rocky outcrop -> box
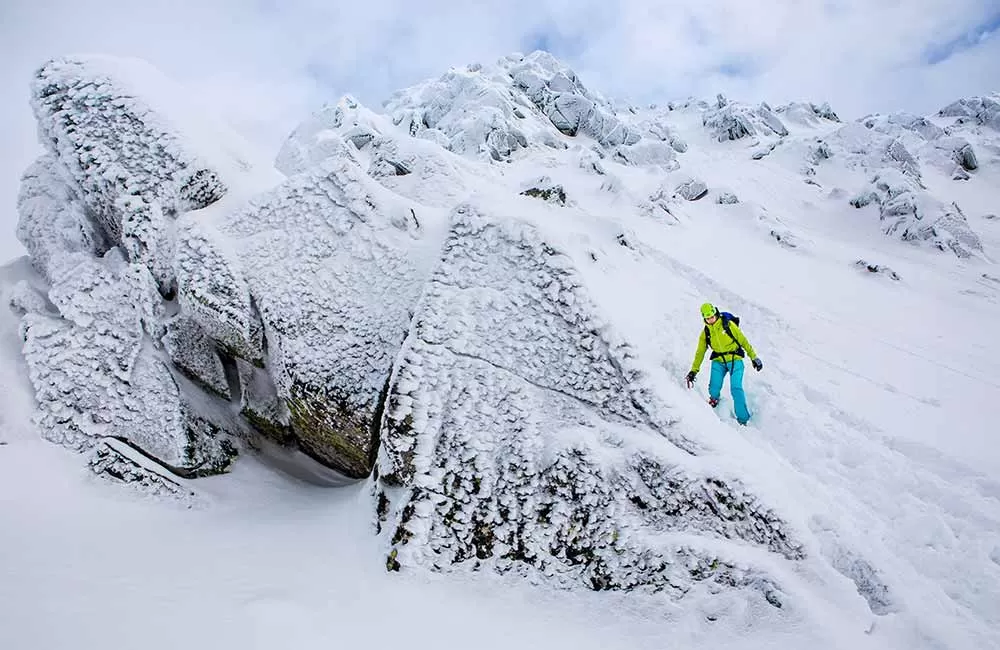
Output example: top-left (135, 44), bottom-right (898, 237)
top-left (850, 169), bottom-right (983, 257)
top-left (375, 206), bottom-right (801, 604)
top-left (703, 95), bottom-right (789, 142)
top-left (194, 158), bottom-right (431, 478)
top-left (30, 57), bottom-right (229, 292)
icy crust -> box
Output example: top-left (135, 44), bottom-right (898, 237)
top-left (30, 57), bottom-right (227, 291)
top-left (17, 253), bottom-right (235, 476)
top-left (16, 155), bottom-right (108, 283)
top-left (850, 168), bottom-right (983, 257)
top-left (208, 158), bottom-right (429, 477)
top-left (702, 95), bottom-right (789, 142)
top-left (376, 208), bottom-right (801, 603)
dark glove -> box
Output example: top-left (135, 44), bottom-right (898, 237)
top-left (685, 370), bottom-right (697, 387)
top-left (752, 358), bottom-right (763, 372)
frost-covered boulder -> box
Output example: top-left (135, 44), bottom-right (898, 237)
top-left (29, 57), bottom-right (231, 292)
top-left (519, 176), bottom-right (567, 205)
top-left (384, 51), bottom-right (658, 165)
top-left (275, 95), bottom-right (378, 176)
top-left (16, 251), bottom-right (236, 476)
top-left (850, 169), bottom-right (983, 257)
top-left (703, 95), bottom-right (789, 142)
top-left (198, 158), bottom-right (432, 478)
top-left (827, 122), bottom-right (924, 181)
top-left (715, 191), bottom-right (740, 204)
top-left (675, 178), bottom-right (708, 201)
top-left (376, 206), bottom-right (802, 604)
top-left (506, 51), bottom-right (640, 147)
top-left (278, 95), bottom-right (480, 208)
top-left (385, 62), bottom-right (538, 162)
top-left (775, 102), bottom-right (841, 127)
top-left (938, 95), bottom-right (1000, 130)
top-left (862, 113), bottom-right (945, 142)
top-left (16, 156), bottom-right (108, 283)
top-left (162, 315), bottom-right (231, 399)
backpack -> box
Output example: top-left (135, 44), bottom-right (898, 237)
top-left (704, 312), bottom-right (744, 359)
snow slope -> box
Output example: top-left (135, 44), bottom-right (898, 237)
top-left (2, 52), bottom-right (999, 650)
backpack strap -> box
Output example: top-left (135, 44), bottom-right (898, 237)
top-left (707, 314), bottom-right (745, 360)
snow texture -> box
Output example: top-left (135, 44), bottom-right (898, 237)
top-left (376, 206), bottom-right (799, 604)
top-left (30, 57), bottom-right (229, 292)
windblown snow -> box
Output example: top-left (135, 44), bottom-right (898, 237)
top-left (2, 51), bottom-right (998, 650)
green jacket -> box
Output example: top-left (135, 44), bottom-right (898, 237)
top-left (690, 319), bottom-right (758, 371)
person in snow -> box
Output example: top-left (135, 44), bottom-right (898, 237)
top-left (685, 302), bottom-right (763, 425)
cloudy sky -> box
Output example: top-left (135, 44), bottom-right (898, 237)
top-left (2, 0), bottom-right (999, 261)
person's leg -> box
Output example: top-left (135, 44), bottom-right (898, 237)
top-left (729, 360), bottom-right (750, 423)
top-left (708, 361), bottom-right (727, 405)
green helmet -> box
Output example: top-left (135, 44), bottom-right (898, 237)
top-left (700, 302), bottom-right (718, 319)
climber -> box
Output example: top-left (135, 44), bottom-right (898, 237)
top-left (685, 302), bottom-right (763, 425)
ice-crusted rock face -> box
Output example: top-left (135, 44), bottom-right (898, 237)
top-left (30, 57), bottom-right (232, 292)
top-left (703, 95), bottom-right (789, 142)
top-left (776, 101), bottom-right (841, 127)
top-left (188, 158), bottom-right (433, 477)
top-left (375, 206), bottom-right (802, 603)
top-left (275, 95), bottom-right (480, 208)
top-left (938, 94), bottom-right (1000, 130)
top-left (382, 51), bottom-right (675, 169)
top-left (850, 168), bottom-right (983, 257)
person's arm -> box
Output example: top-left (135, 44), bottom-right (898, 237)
top-left (730, 323), bottom-right (757, 360)
top-left (690, 329), bottom-right (708, 372)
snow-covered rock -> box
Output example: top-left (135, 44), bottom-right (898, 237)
top-left (520, 176), bottom-right (567, 205)
top-left (703, 95), bottom-right (789, 142)
top-left (376, 206), bottom-right (800, 603)
top-left (775, 101), bottom-right (841, 127)
top-left (30, 57), bottom-right (230, 292)
top-left (17, 250), bottom-right (237, 476)
top-left (382, 51), bottom-right (682, 168)
top-left (850, 168), bottom-right (983, 257)
top-left (201, 157), bottom-right (433, 477)
top-left (675, 178), bottom-right (709, 201)
top-left (277, 95), bottom-right (479, 208)
top-left (16, 156), bottom-right (108, 284)
top-left (937, 95), bottom-right (1000, 130)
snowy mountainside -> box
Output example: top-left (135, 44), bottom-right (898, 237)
top-left (3, 51), bottom-right (1000, 650)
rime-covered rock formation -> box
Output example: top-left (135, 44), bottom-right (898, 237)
top-left (702, 94), bottom-right (789, 142)
top-left (849, 169), bottom-right (983, 258)
top-left (184, 158), bottom-right (433, 478)
top-left (375, 206), bottom-right (799, 603)
top-left (382, 51), bottom-right (677, 169)
top-left (30, 57), bottom-right (230, 292)
top-left (9, 51), bottom-right (998, 637)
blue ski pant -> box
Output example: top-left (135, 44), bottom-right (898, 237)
top-left (709, 359), bottom-right (750, 424)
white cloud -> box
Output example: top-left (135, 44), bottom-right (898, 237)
top-left (1, 0), bottom-right (997, 261)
